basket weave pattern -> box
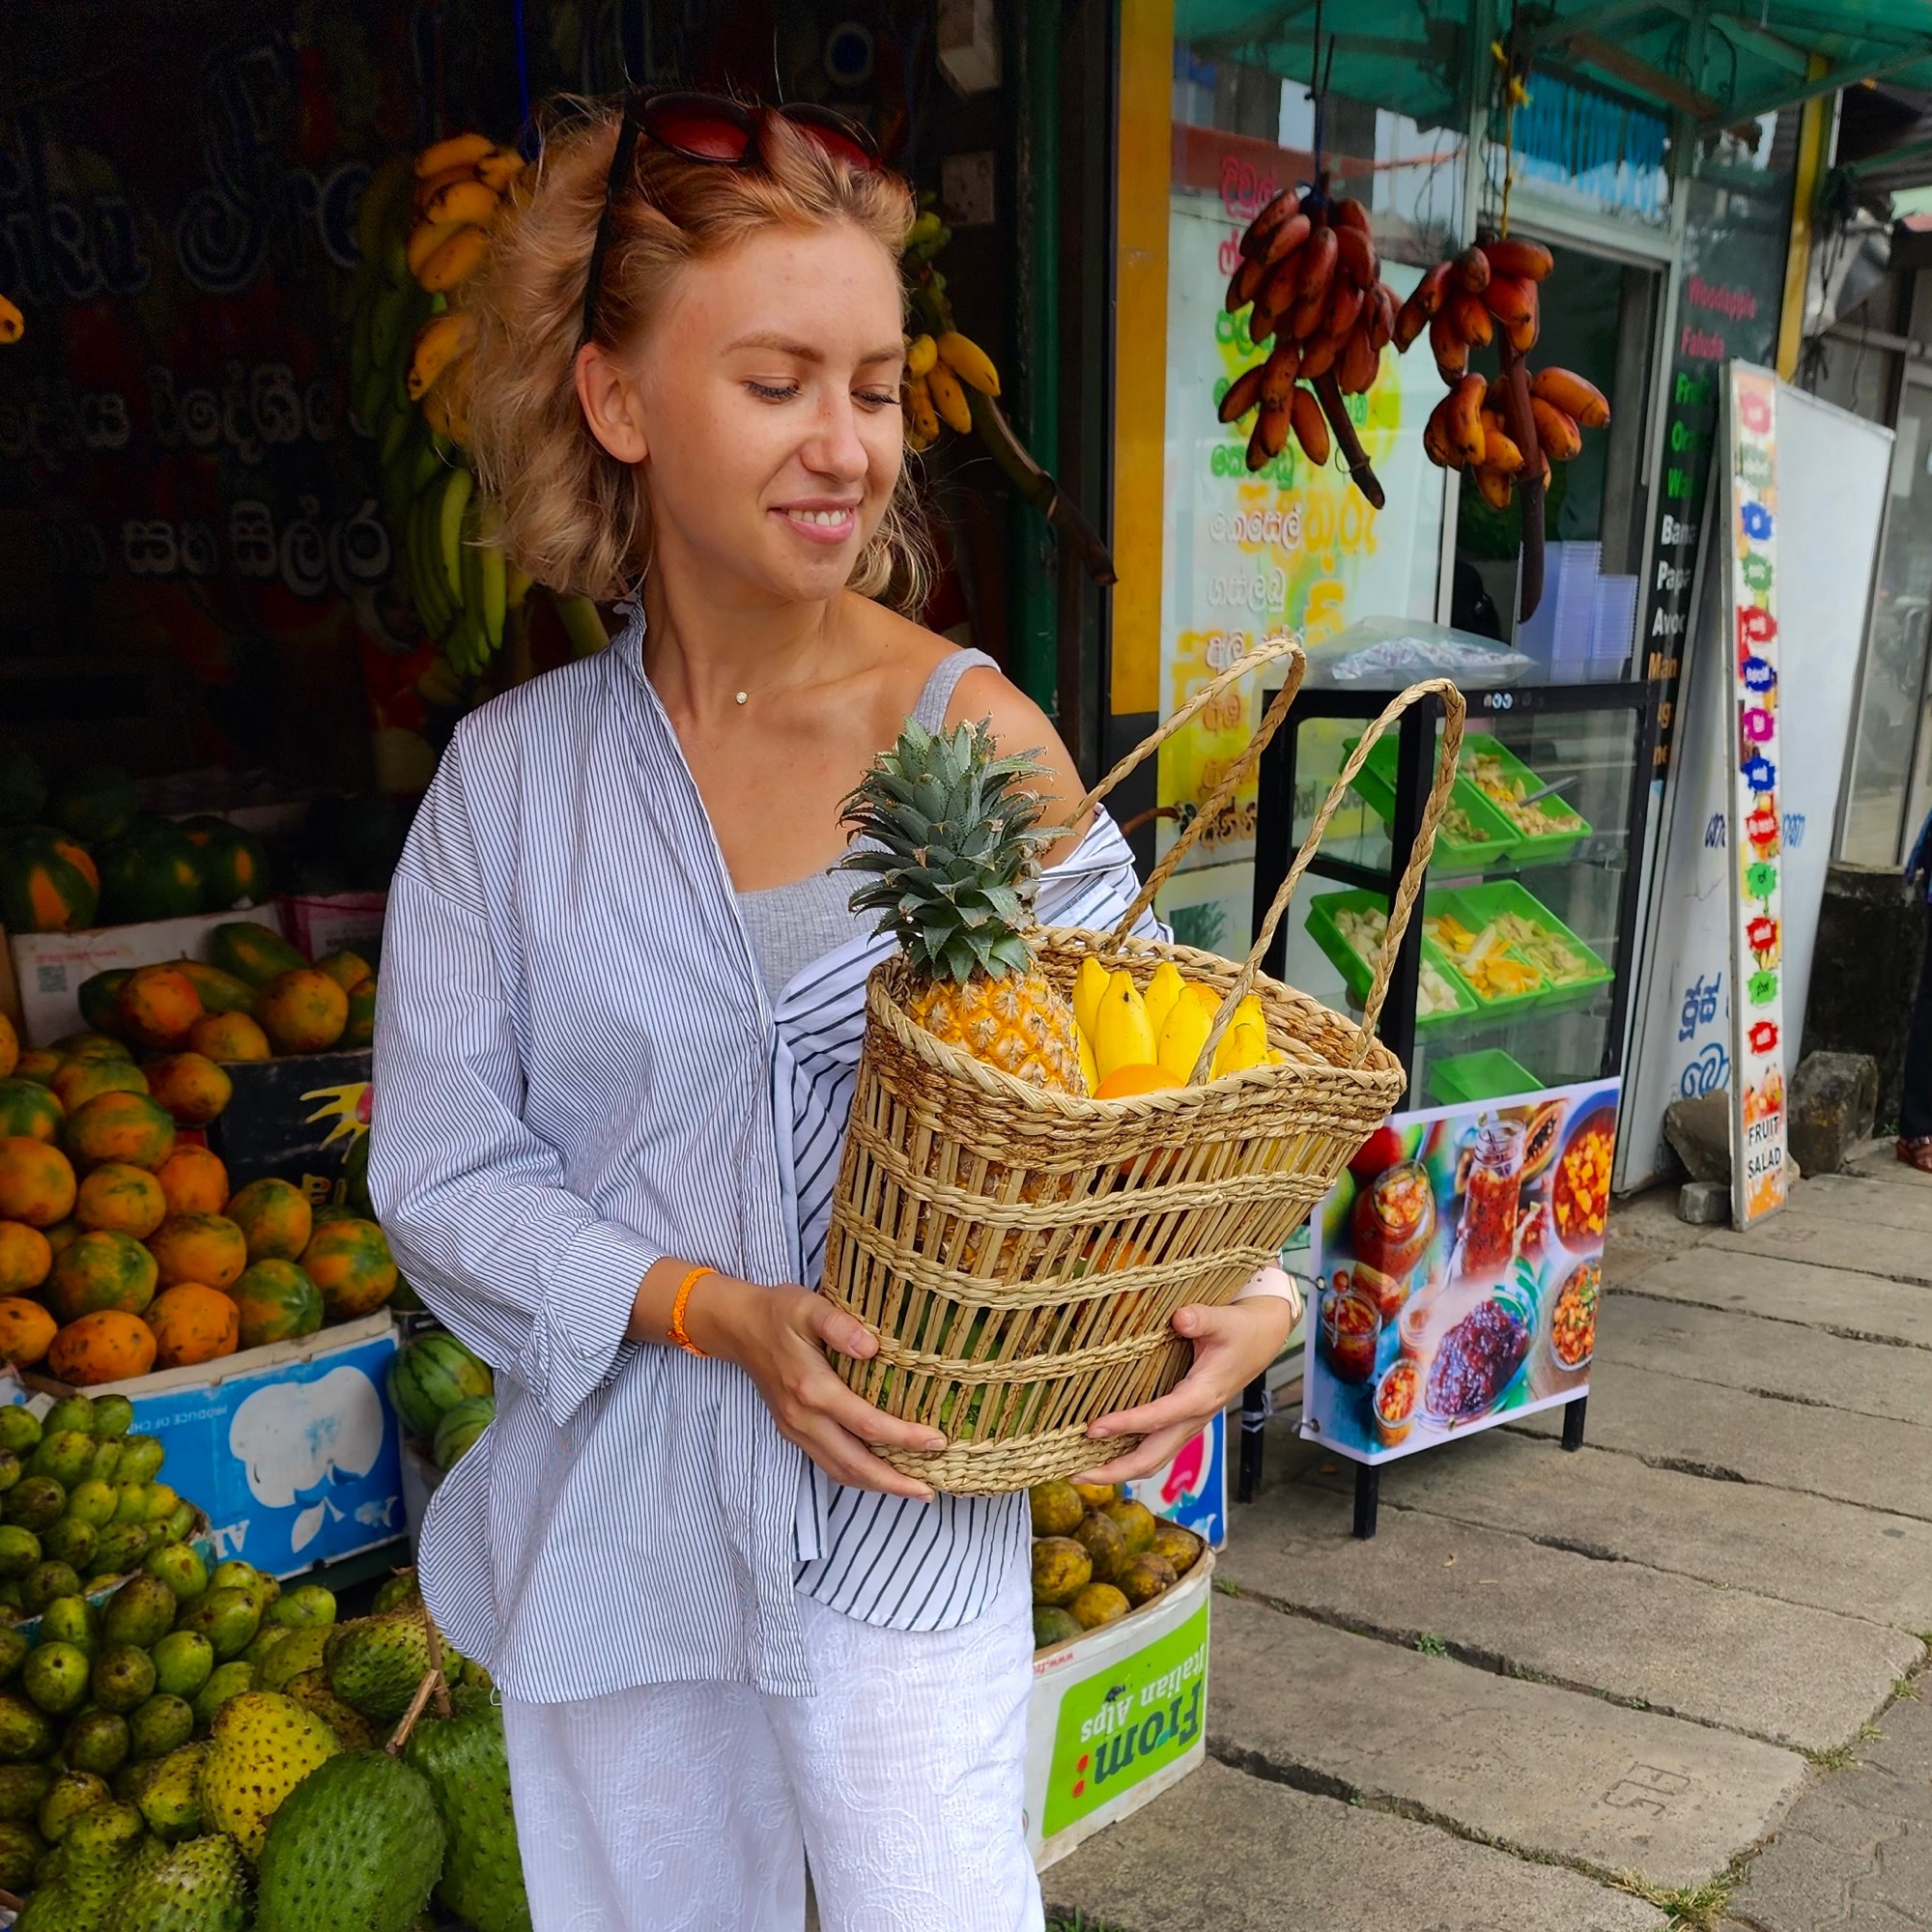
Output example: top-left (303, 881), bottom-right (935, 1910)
top-left (820, 648), bottom-right (1465, 1492)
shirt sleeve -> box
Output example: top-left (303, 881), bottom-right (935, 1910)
top-left (368, 738), bottom-right (656, 1427)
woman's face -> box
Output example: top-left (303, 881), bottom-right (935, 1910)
top-left (613, 220), bottom-right (905, 609)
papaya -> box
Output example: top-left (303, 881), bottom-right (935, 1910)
top-left (186, 1012), bottom-right (271, 1063)
top-left (229, 1261), bottom-right (323, 1349)
top-left (43, 763), bottom-right (136, 845)
top-left (0, 826), bottom-right (99, 934)
top-left (0, 1138), bottom-right (77, 1228)
top-left (146, 1215), bottom-right (246, 1293)
top-left (0, 1298), bottom-right (55, 1367)
top-left (225, 1179), bottom-right (311, 1263)
top-left (75, 970), bottom-right (132, 1037)
top-left (48, 1057), bottom-right (148, 1117)
top-left (43, 1218), bottom-right (80, 1258)
top-left (0, 1224), bottom-right (51, 1295)
top-left (46, 1231), bottom-right (157, 1323)
top-left (145, 1284), bottom-right (240, 1369)
top-left (72, 1164), bottom-right (167, 1241)
top-left (297, 1218), bottom-right (397, 1320)
top-left (252, 971), bottom-right (349, 1056)
top-left (178, 817), bottom-right (268, 911)
top-left (314, 951), bottom-right (372, 992)
top-left (153, 1148), bottom-right (228, 1217)
top-left (96, 818), bottom-right (203, 925)
top-left (47, 1312), bottom-right (156, 1387)
top-left (12, 1052), bottom-right (58, 1086)
top-left (62, 1093), bottom-right (175, 1174)
top-left (114, 966), bottom-right (203, 1053)
top-left (53, 1033), bottom-right (130, 1063)
top-left (143, 1054), bottom-right (231, 1128)
top-left (206, 922), bottom-right (307, 989)
top-left (340, 978), bottom-right (377, 1051)
top-left (0, 1082), bottom-right (63, 1145)
top-left (172, 961), bottom-right (255, 1016)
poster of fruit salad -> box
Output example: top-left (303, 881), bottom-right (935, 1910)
top-left (1300, 1080), bottom-right (1618, 1464)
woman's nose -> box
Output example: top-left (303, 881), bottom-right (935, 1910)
top-left (802, 393), bottom-right (870, 482)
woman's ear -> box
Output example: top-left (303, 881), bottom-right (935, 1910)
top-left (575, 343), bottom-right (649, 465)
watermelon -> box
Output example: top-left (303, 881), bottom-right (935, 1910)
top-left (180, 816), bottom-right (270, 910)
top-left (44, 761), bottom-right (137, 844)
top-left (0, 751), bottom-right (46, 826)
top-left (387, 1331), bottom-right (493, 1439)
top-left (97, 817), bottom-right (203, 924)
top-left (433, 1394), bottom-right (495, 1470)
top-left (208, 921), bottom-right (308, 988)
top-left (0, 824), bottom-right (100, 932)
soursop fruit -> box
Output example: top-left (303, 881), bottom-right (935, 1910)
top-left (198, 1690), bottom-right (339, 1858)
top-left (113, 1830), bottom-right (249, 1932)
top-left (260, 1624), bottom-right (330, 1692)
top-left (255, 1749), bottom-right (443, 1932)
top-left (403, 1687), bottom-right (531, 1932)
top-left (323, 1607), bottom-right (441, 1723)
top-left (56, 1796), bottom-right (148, 1930)
top-left (284, 1669), bottom-right (379, 1750)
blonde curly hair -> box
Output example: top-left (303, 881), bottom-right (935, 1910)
top-left (463, 98), bottom-right (931, 610)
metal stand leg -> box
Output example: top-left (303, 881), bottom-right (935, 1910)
top-left (1351, 1463), bottom-right (1379, 1539)
top-left (1562, 1395), bottom-right (1587, 1451)
top-left (1236, 1375), bottom-right (1267, 1503)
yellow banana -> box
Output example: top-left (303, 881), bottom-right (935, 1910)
top-left (905, 375), bottom-right (940, 444)
top-left (936, 330), bottom-right (1001, 395)
top-left (417, 225), bottom-right (490, 293)
top-left (1210, 1018), bottom-right (1268, 1079)
top-left (905, 333), bottom-right (939, 378)
top-left (1072, 956), bottom-right (1110, 1041)
top-left (1093, 971), bottom-right (1155, 1080)
top-left (414, 132), bottom-right (496, 179)
top-left (423, 177), bottom-right (500, 229)
top-left (1143, 962), bottom-right (1186, 1039)
top-left (1078, 1029), bottom-right (1098, 1096)
top-left (475, 147), bottom-right (526, 191)
top-left (1155, 994), bottom-right (1212, 1083)
top-left (924, 358), bottom-right (973, 434)
top-left (407, 217), bottom-right (465, 280)
top-left (413, 162), bottom-right (481, 215)
top-left (406, 310), bottom-right (477, 401)
top-left (0, 295), bottom-right (20, 345)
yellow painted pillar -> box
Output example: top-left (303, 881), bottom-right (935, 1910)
top-left (1776, 55), bottom-right (1833, 383)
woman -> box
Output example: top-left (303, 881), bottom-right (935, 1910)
top-left (370, 94), bottom-right (1297, 1932)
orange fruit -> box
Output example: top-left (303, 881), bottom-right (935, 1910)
top-left (0, 1136), bottom-right (78, 1228)
top-left (62, 1091), bottom-right (176, 1173)
top-left (47, 1309), bottom-right (156, 1385)
top-left (253, 970), bottom-right (349, 1056)
top-left (187, 1011), bottom-right (271, 1063)
top-left (145, 1282), bottom-right (241, 1368)
top-left (0, 1222), bottom-right (52, 1295)
top-left (155, 1145), bottom-right (229, 1216)
top-left (48, 1055), bottom-right (148, 1116)
top-left (226, 1178), bottom-right (312, 1263)
top-left (147, 1212), bottom-right (247, 1292)
top-left (73, 1162), bottom-right (168, 1240)
top-left (1093, 1062), bottom-right (1186, 1100)
top-left (115, 964), bottom-right (205, 1051)
top-left (0, 1297), bottom-right (57, 1367)
top-left (144, 1052), bottom-right (233, 1127)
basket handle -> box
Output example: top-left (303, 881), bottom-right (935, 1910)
top-left (1191, 677), bottom-right (1466, 1079)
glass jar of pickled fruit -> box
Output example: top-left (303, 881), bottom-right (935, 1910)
top-left (1320, 1281), bottom-right (1380, 1385)
top-left (1459, 1118), bottom-right (1525, 1278)
top-left (1351, 1160), bottom-right (1435, 1280)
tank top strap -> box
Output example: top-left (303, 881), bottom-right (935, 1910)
top-left (910, 647), bottom-right (1002, 731)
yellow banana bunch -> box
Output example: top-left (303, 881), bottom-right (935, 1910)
top-left (403, 131), bottom-right (518, 296)
top-left (934, 331), bottom-right (1001, 396)
top-left (897, 327), bottom-right (1001, 449)
top-left (1066, 966), bottom-right (1286, 1095)
top-left (407, 311), bottom-right (477, 402)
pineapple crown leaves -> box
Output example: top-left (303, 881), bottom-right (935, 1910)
top-left (838, 717), bottom-right (1057, 984)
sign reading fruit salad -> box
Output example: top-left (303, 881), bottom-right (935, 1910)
top-left (1301, 1080), bottom-right (1618, 1463)
top-left (1724, 366), bottom-right (1788, 1226)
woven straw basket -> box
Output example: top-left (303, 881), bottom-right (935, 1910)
top-left (821, 639), bottom-right (1465, 1492)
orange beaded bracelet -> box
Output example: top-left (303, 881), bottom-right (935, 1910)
top-left (669, 1264), bottom-right (717, 1357)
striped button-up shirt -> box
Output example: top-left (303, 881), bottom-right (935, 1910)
top-left (369, 610), bottom-right (1152, 1702)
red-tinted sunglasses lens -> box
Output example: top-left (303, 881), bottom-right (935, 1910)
top-left (642, 94), bottom-right (753, 162)
top-left (783, 105), bottom-right (879, 169)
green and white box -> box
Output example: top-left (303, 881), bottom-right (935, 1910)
top-left (1027, 1549), bottom-right (1213, 1868)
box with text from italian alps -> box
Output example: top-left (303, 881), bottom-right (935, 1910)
top-left (1026, 1548), bottom-right (1213, 1870)
top-left (28, 1315), bottom-right (403, 1580)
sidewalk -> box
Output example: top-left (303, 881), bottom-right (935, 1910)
top-left (1046, 1147), bottom-right (1932, 1932)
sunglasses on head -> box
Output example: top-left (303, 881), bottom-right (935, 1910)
top-left (578, 90), bottom-right (882, 349)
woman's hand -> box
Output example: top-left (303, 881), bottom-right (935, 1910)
top-left (690, 1275), bottom-right (947, 1502)
top-left (1071, 1293), bottom-right (1298, 1485)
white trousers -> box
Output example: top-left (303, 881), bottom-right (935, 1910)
top-left (501, 1559), bottom-right (1043, 1932)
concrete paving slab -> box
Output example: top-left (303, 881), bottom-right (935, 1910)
top-left (1043, 1757), bottom-right (1669, 1932)
top-left (1710, 1209), bottom-right (1932, 1288)
top-left (1846, 1146), bottom-right (1932, 1186)
top-left (1210, 1595), bottom-right (1806, 1890)
top-left (1510, 1360), bottom-right (1932, 1523)
top-left (1798, 1174), bottom-right (1932, 1237)
top-left (1619, 1250), bottom-right (1932, 1350)
top-left (1597, 1293), bottom-right (1932, 1429)
top-left (1225, 1446), bottom-right (1921, 1751)
top-left (1302, 1428), bottom-right (1932, 1629)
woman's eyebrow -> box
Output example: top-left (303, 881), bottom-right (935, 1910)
top-left (724, 331), bottom-right (904, 364)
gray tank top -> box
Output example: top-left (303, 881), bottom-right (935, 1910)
top-left (736, 647), bottom-right (1001, 1002)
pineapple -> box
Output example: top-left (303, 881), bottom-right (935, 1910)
top-left (839, 719), bottom-right (1085, 1092)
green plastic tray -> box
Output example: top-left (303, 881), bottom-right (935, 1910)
top-left (1304, 888), bottom-right (1478, 1031)
top-left (1343, 736), bottom-right (1520, 872)
top-left (1418, 888), bottom-right (1548, 1021)
top-left (1427, 1049), bottom-right (1542, 1107)
top-left (1459, 741), bottom-right (1592, 866)
top-left (1441, 879), bottom-right (1613, 1012)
